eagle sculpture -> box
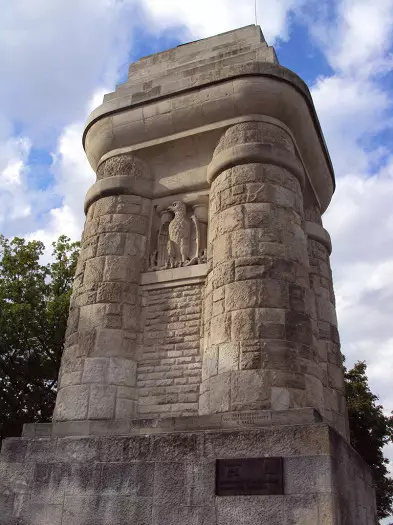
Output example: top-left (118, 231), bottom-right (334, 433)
top-left (149, 201), bottom-right (204, 270)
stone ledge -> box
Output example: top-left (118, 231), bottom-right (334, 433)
top-left (140, 264), bottom-right (208, 290)
top-left (2, 423), bottom-right (376, 525)
top-left (23, 408), bottom-right (322, 438)
top-left (207, 142), bottom-right (305, 186)
top-left (305, 221), bottom-right (332, 254)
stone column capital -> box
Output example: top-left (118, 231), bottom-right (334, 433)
top-left (305, 221), bottom-right (332, 254)
top-left (207, 121), bottom-right (305, 189)
top-left (84, 153), bottom-right (152, 214)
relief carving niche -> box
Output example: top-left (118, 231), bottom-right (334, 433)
top-left (148, 197), bottom-right (208, 271)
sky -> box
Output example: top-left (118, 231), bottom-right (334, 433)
top-left (1, 0), bottom-right (393, 518)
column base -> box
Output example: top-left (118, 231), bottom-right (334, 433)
top-left (0, 416), bottom-right (376, 525)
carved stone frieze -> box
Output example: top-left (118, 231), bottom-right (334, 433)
top-left (148, 200), bottom-right (208, 271)
top-left (96, 153), bottom-right (147, 180)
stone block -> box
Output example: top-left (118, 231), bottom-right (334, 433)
top-left (285, 311), bottom-right (312, 345)
top-left (0, 438), bottom-right (27, 463)
top-left (210, 313), bottom-right (231, 345)
top-left (97, 232), bottom-right (126, 256)
top-left (108, 357), bottom-right (136, 386)
top-left (218, 205), bottom-right (244, 233)
top-left (56, 437), bottom-right (100, 462)
top-left (225, 280), bottom-right (258, 312)
top-left (115, 398), bottom-right (137, 419)
top-left (59, 370), bottom-right (83, 388)
top-left (218, 343), bottom-right (239, 373)
top-left (153, 462), bottom-right (186, 504)
top-left (124, 233), bottom-right (146, 256)
top-left (97, 282), bottom-right (123, 303)
top-left (211, 261), bottom-right (235, 289)
top-left (52, 420), bottom-right (91, 437)
top-left (93, 328), bottom-right (130, 357)
top-left (78, 304), bottom-right (111, 332)
top-left (123, 304), bottom-right (141, 331)
top-left (271, 387), bottom-right (291, 410)
top-left (152, 505), bottom-right (216, 525)
top-left (212, 233), bottom-right (232, 264)
top-left (31, 463), bottom-right (70, 504)
top-left (258, 279), bottom-right (289, 308)
top-left (209, 373), bottom-right (231, 413)
top-left (285, 456), bottom-right (333, 494)
top-left (25, 503), bottom-right (63, 525)
top-left (54, 385), bottom-right (89, 421)
top-left (284, 494), bottom-right (320, 525)
top-left (82, 357), bottom-right (109, 383)
top-left (231, 308), bottom-right (255, 340)
top-left (244, 202), bottom-right (275, 229)
top-left (216, 496), bottom-right (284, 525)
top-left (305, 375), bottom-right (324, 411)
top-left (83, 256), bottom-right (105, 284)
top-left (0, 462), bottom-right (35, 499)
top-left (240, 351), bottom-right (261, 370)
top-left (185, 461), bottom-right (216, 506)
top-left (101, 463), bottom-right (154, 496)
top-left (201, 345), bottom-right (218, 381)
top-left (231, 370), bottom-right (270, 411)
top-left (25, 439), bottom-right (57, 463)
top-left (88, 385), bottom-right (116, 419)
top-left (0, 494), bottom-right (14, 518)
top-left (150, 433), bottom-right (203, 461)
top-left (103, 255), bottom-right (140, 283)
top-left (62, 496), bottom-right (152, 525)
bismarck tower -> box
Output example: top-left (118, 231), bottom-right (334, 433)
top-left (1, 26), bottom-right (377, 524)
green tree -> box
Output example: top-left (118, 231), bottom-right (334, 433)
top-left (0, 235), bottom-right (79, 440)
top-left (345, 361), bottom-right (393, 521)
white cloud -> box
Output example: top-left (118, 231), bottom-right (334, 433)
top-left (143, 0), bottom-right (307, 43)
top-left (307, 3), bottom-right (393, 499)
top-left (0, 137), bottom-right (32, 231)
top-left (0, 0), bottom-right (133, 144)
top-left (26, 93), bottom-right (98, 252)
top-left (312, 75), bottom-right (391, 175)
top-left (327, 0), bottom-right (393, 76)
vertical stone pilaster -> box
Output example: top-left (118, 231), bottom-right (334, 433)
top-left (54, 154), bottom-right (152, 422)
top-left (305, 208), bottom-right (349, 438)
top-left (201, 121), bottom-right (325, 415)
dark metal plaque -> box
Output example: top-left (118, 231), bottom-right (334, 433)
top-left (215, 457), bottom-right (283, 496)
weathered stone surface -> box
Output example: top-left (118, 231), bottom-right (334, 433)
top-left (12, 23), bottom-right (372, 524)
top-left (0, 424), bottom-right (377, 525)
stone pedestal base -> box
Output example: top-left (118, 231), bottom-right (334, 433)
top-left (0, 419), bottom-right (376, 525)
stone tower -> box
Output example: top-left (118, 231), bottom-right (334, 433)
top-left (0, 26), bottom-right (377, 525)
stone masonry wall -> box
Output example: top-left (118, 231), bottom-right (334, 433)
top-left (137, 284), bottom-right (203, 417)
top-left (201, 121), bottom-right (325, 415)
top-left (306, 210), bottom-right (348, 439)
top-left (54, 154), bottom-right (152, 423)
top-left (0, 424), bottom-right (376, 525)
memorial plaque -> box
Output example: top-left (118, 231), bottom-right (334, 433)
top-left (215, 457), bottom-right (283, 496)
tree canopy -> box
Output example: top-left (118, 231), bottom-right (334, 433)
top-left (0, 235), bottom-right (79, 439)
top-left (345, 361), bottom-right (393, 520)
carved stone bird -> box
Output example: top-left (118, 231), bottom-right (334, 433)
top-left (167, 201), bottom-right (191, 267)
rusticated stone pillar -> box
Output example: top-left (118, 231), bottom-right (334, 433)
top-left (54, 154), bottom-right (152, 422)
top-left (201, 121), bottom-right (325, 415)
top-left (305, 207), bottom-right (349, 438)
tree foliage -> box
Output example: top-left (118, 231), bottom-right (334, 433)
top-left (345, 361), bottom-right (393, 520)
top-left (0, 235), bottom-right (79, 440)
